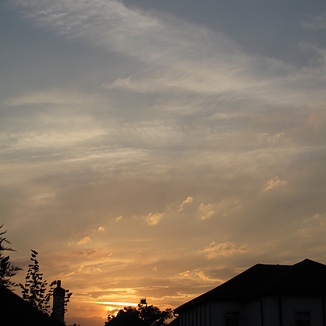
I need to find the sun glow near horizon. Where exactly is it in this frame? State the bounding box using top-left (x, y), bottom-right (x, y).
top-left (96, 301), bottom-right (139, 307)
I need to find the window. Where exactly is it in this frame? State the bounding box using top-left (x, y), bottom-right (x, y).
top-left (224, 311), bottom-right (240, 326)
top-left (295, 311), bottom-right (310, 326)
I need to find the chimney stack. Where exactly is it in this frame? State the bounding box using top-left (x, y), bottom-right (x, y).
top-left (53, 280), bottom-right (66, 324)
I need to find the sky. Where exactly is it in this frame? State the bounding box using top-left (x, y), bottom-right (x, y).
top-left (1, 0), bottom-right (326, 325)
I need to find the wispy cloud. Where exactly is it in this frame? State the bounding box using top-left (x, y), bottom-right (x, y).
top-left (179, 196), bottom-right (193, 212)
top-left (3, 90), bottom-right (95, 107)
top-left (77, 236), bottom-right (92, 245)
top-left (262, 177), bottom-right (287, 191)
top-left (11, 0), bottom-right (323, 108)
top-left (199, 203), bottom-right (215, 220)
top-left (146, 212), bottom-right (165, 226)
top-left (201, 242), bottom-right (248, 259)
top-left (259, 132), bottom-right (285, 145)
top-left (300, 13), bottom-right (326, 31)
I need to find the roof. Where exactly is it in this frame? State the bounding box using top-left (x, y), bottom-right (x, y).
top-left (0, 285), bottom-right (64, 326)
top-left (175, 259), bottom-right (326, 313)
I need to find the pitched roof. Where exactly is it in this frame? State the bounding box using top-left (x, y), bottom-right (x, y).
top-left (175, 259), bottom-right (326, 313)
top-left (0, 285), bottom-right (64, 326)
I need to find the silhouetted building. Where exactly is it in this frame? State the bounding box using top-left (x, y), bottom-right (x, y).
top-left (53, 280), bottom-right (66, 324)
top-left (175, 259), bottom-right (326, 326)
top-left (0, 285), bottom-right (64, 326)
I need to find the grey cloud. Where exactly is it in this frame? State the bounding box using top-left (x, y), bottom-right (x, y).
top-left (300, 13), bottom-right (326, 31)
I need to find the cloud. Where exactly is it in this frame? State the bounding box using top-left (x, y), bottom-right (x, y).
top-left (179, 196), bottom-right (193, 212)
top-left (199, 203), bottom-right (214, 220)
top-left (29, 191), bottom-right (56, 206)
top-left (313, 213), bottom-right (326, 226)
top-left (56, 271), bottom-right (76, 280)
top-left (115, 216), bottom-right (123, 222)
top-left (215, 198), bottom-right (240, 217)
top-left (179, 270), bottom-right (191, 278)
top-left (3, 90), bottom-right (95, 107)
top-left (262, 177), bottom-right (287, 191)
top-left (177, 269), bottom-right (223, 283)
top-left (295, 212), bottom-right (326, 243)
top-left (146, 212), bottom-right (165, 226)
top-left (10, 0), bottom-right (309, 106)
top-left (195, 270), bottom-right (224, 283)
top-left (1, 129), bottom-right (106, 152)
top-left (300, 13), bottom-right (326, 31)
top-left (77, 236), bottom-right (92, 245)
top-left (259, 132), bottom-right (285, 145)
top-left (201, 242), bottom-right (247, 259)
top-left (76, 226), bottom-right (106, 246)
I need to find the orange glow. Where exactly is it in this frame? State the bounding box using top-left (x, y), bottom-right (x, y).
top-left (96, 301), bottom-right (138, 307)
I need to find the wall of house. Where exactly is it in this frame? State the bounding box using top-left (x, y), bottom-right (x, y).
top-left (179, 303), bottom-right (209, 326)
top-left (178, 301), bottom-right (244, 326)
top-left (242, 300), bottom-right (262, 325)
top-left (260, 296), bottom-right (280, 326)
top-left (211, 301), bottom-right (242, 326)
top-left (244, 296), bottom-right (326, 326)
top-left (177, 296), bottom-right (326, 326)
top-left (279, 296), bottom-right (325, 326)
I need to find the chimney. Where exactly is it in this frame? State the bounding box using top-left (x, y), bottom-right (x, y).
top-left (53, 280), bottom-right (66, 324)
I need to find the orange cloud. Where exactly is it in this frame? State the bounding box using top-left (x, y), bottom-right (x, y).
top-left (201, 241), bottom-right (247, 259)
top-left (179, 196), bottom-right (193, 211)
top-left (262, 176), bottom-right (287, 191)
top-left (199, 203), bottom-right (214, 220)
top-left (78, 236), bottom-right (92, 245)
top-left (146, 212), bottom-right (164, 226)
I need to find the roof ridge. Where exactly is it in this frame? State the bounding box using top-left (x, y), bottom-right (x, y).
top-left (175, 259), bottom-right (326, 313)
top-left (258, 258), bottom-right (326, 296)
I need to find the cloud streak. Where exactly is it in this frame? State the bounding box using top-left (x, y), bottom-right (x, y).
top-left (201, 242), bottom-right (248, 259)
top-left (179, 197), bottom-right (193, 212)
top-left (10, 0), bottom-right (325, 109)
top-left (262, 177), bottom-right (287, 191)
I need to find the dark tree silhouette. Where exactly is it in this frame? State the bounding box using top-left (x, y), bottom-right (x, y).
top-left (139, 304), bottom-right (173, 326)
top-left (20, 249), bottom-right (73, 316)
top-left (19, 249), bottom-right (55, 314)
top-left (0, 224), bottom-right (21, 288)
top-left (106, 306), bottom-right (146, 326)
top-left (105, 302), bottom-right (173, 326)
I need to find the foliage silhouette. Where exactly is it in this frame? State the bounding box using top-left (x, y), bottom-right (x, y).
top-left (19, 249), bottom-right (55, 314)
top-left (0, 224), bottom-right (21, 288)
top-left (105, 302), bottom-right (173, 326)
top-left (106, 306), bottom-right (146, 326)
top-left (20, 249), bottom-right (72, 316)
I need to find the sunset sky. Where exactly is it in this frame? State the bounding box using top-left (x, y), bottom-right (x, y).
top-left (1, 1), bottom-right (326, 325)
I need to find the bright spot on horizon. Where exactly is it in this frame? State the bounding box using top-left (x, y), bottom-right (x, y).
top-left (96, 301), bottom-right (139, 307)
